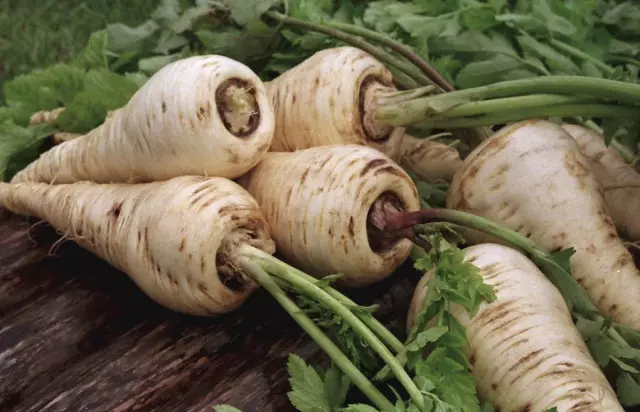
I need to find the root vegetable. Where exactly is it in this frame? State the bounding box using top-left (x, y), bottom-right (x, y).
top-left (561, 123), bottom-right (640, 241)
top-left (398, 134), bottom-right (462, 182)
top-left (264, 46), bottom-right (405, 160)
top-left (407, 243), bottom-right (624, 412)
top-left (446, 119), bottom-right (640, 329)
top-left (237, 144), bottom-right (420, 287)
top-left (0, 176), bottom-right (275, 316)
top-left (11, 55), bottom-right (275, 184)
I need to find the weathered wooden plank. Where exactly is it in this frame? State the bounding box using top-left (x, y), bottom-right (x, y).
top-left (0, 214), bottom-right (420, 412)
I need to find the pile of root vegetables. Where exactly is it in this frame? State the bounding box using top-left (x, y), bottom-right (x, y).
top-left (6, 44), bottom-right (640, 412)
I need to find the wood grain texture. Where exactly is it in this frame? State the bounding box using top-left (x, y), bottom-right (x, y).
top-left (0, 214), bottom-right (420, 412)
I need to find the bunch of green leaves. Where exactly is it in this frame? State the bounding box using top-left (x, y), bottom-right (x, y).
top-left (295, 282), bottom-right (383, 377)
top-left (359, 0), bottom-right (639, 88)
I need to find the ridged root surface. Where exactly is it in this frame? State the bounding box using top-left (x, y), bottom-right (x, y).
top-left (0, 176), bottom-right (276, 316)
top-left (237, 144), bottom-right (420, 287)
top-left (562, 123), bottom-right (640, 241)
top-left (446, 119), bottom-right (640, 329)
top-left (11, 55), bottom-right (275, 184)
top-left (408, 244), bottom-right (624, 412)
top-left (264, 46), bottom-right (404, 160)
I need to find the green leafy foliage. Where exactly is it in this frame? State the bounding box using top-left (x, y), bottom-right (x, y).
top-left (286, 354), bottom-right (350, 412)
top-left (212, 405), bottom-right (244, 412)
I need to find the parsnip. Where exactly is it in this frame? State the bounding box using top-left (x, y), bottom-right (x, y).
top-left (447, 119), bottom-right (640, 329)
top-left (237, 144), bottom-right (420, 287)
top-left (264, 46), bottom-right (405, 160)
top-left (398, 134), bottom-right (462, 182)
top-left (407, 243), bottom-right (624, 412)
top-left (0, 176), bottom-right (275, 316)
top-left (11, 55), bottom-right (275, 184)
top-left (562, 123), bottom-right (640, 241)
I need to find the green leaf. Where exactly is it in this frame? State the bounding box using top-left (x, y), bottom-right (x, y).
top-left (323, 363), bottom-right (350, 410)
top-left (617, 373), bottom-right (640, 406)
top-left (531, 0), bottom-right (577, 37)
top-left (138, 54), bottom-right (184, 75)
top-left (460, 5), bottom-right (498, 31)
top-left (405, 326), bottom-right (449, 352)
top-left (74, 30), bottom-right (110, 70)
top-left (455, 55), bottom-right (526, 88)
top-left (106, 20), bottom-right (161, 54)
top-left (151, 0), bottom-right (182, 28)
top-left (286, 354), bottom-right (333, 412)
top-left (0, 120), bottom-right (56, 181)
top-left (55, 69), bottom-right (140, 133)
top-left (516, 35), bottom-right (581, 74)
top-left (340, 405), bottom-right (380, 412)
top-left (2, 64), bottom-right (86, 125)
top-left (212, 405), bottom-right (244, 412)
top-left (224, 0), bottom-right (281, 25)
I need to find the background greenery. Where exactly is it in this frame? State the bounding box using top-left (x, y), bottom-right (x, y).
top-left (0, 0), bottom-right (158, 88)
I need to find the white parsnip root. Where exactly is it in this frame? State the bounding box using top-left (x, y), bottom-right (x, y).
top-left (11, 55), bottom-right (275, 184)
top-left (0, 176), bottom-right (275, 316)
top-left (562, 123), bottom-right (640, 241)
top-left (407, 243), bottom-right (624, 412)
top-left (397, 134), bottom-right (462, 182)
top-left (265, 47), bottom-right (405, 160)
top-left (237, 144), bottom-right (420, 287)
top-left (447, 119), bottom-right (640, 329)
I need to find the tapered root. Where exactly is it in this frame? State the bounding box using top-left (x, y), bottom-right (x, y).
top-left (0, 177), bottom-right (276, 316)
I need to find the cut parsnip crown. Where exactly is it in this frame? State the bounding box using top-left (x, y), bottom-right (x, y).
top-left (447, 119), bottom-right (640, 329)
top-left (562, 123), bottom-right (640, 241)
top-left (398, 134), bottom-right (462, 182)
top-left (408, 243), bottom-right (624, 412)
top-left (0, 176), bottom-right (275, 316)
top-left (265, 46), bottom-right (404, 160)
top-left (237, 144), bottom-right (420, 287)
top-left (11, 55), bottom-right (275, 184)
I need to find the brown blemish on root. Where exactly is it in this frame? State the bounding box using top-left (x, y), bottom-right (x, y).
top-left (179, 238), bottom-right (186, 252)
top-left (375, 165), bottom-right (403, 178)
top-left (367, 191), bottom-right (406, 253)
top-left (216, 78), bottom-right (261, 137)
top-left (161, 101), bottom-right (167, 113)
top-left (300, 169), bottom-right (310, 185)
top-left (348, 217), bottom-right (355, 237)
top-left (508, 349), bottom-right (544, 374)
top-left (360, 158), bottom-right (387, 177)
top-left (108, 202), bottom-right (123, 219)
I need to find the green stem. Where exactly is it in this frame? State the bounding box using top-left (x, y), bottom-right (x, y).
top-left (388, 67), bottom-right (421, 90)
top-left (606, 54), bottom-right (640, 68)
top-left (245, 247), bottom-right (426, 410)
top-left (425, 94), bottom-right (598, 120)
top-left (264, 11), bottom-right (433, 88)
top-left (237, 258), bottom-right (395, 412)
top-left (377, 76), bottom-right (640, 126)
top-left (324, 20), bottom-right (455, 92)
top-left (410, 103), bottom-right (639, 130)
top-left (548, 39), bottom-right (616, 76)
top-left (245, 246), bottom-right (405, 354)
